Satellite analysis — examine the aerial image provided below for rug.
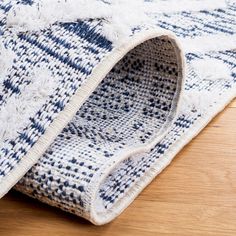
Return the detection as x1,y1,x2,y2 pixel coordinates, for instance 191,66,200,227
0,0,235,225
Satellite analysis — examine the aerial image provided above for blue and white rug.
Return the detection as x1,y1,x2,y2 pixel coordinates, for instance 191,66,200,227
0,0,235,225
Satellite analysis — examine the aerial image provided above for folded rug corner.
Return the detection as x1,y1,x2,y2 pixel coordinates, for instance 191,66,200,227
0,0,235,225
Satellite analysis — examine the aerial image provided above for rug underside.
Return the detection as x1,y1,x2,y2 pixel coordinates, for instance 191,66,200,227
0,0,235,225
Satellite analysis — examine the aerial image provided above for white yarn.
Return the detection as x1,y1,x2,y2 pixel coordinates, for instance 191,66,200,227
181,90,217,114
191,58,232,81
102,0,155,42
6,0,154,42
182,34,236,53
6,0,110,31
0,9,5,21
0,41,15,83
0,66,58,146
182,59,232,114
146,0,227,13
5,0,227,43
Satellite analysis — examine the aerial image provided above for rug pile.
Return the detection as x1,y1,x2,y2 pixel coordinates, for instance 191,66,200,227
0,0,235,225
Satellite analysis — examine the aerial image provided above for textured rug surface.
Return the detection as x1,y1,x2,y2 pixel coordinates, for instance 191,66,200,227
0,0,235,225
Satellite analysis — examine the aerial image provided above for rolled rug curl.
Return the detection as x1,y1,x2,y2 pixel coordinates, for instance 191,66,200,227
0,0,235,225
0,0,185,225
14,32,184,224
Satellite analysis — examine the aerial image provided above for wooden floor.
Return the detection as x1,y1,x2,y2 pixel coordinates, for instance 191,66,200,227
0,98,235,236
